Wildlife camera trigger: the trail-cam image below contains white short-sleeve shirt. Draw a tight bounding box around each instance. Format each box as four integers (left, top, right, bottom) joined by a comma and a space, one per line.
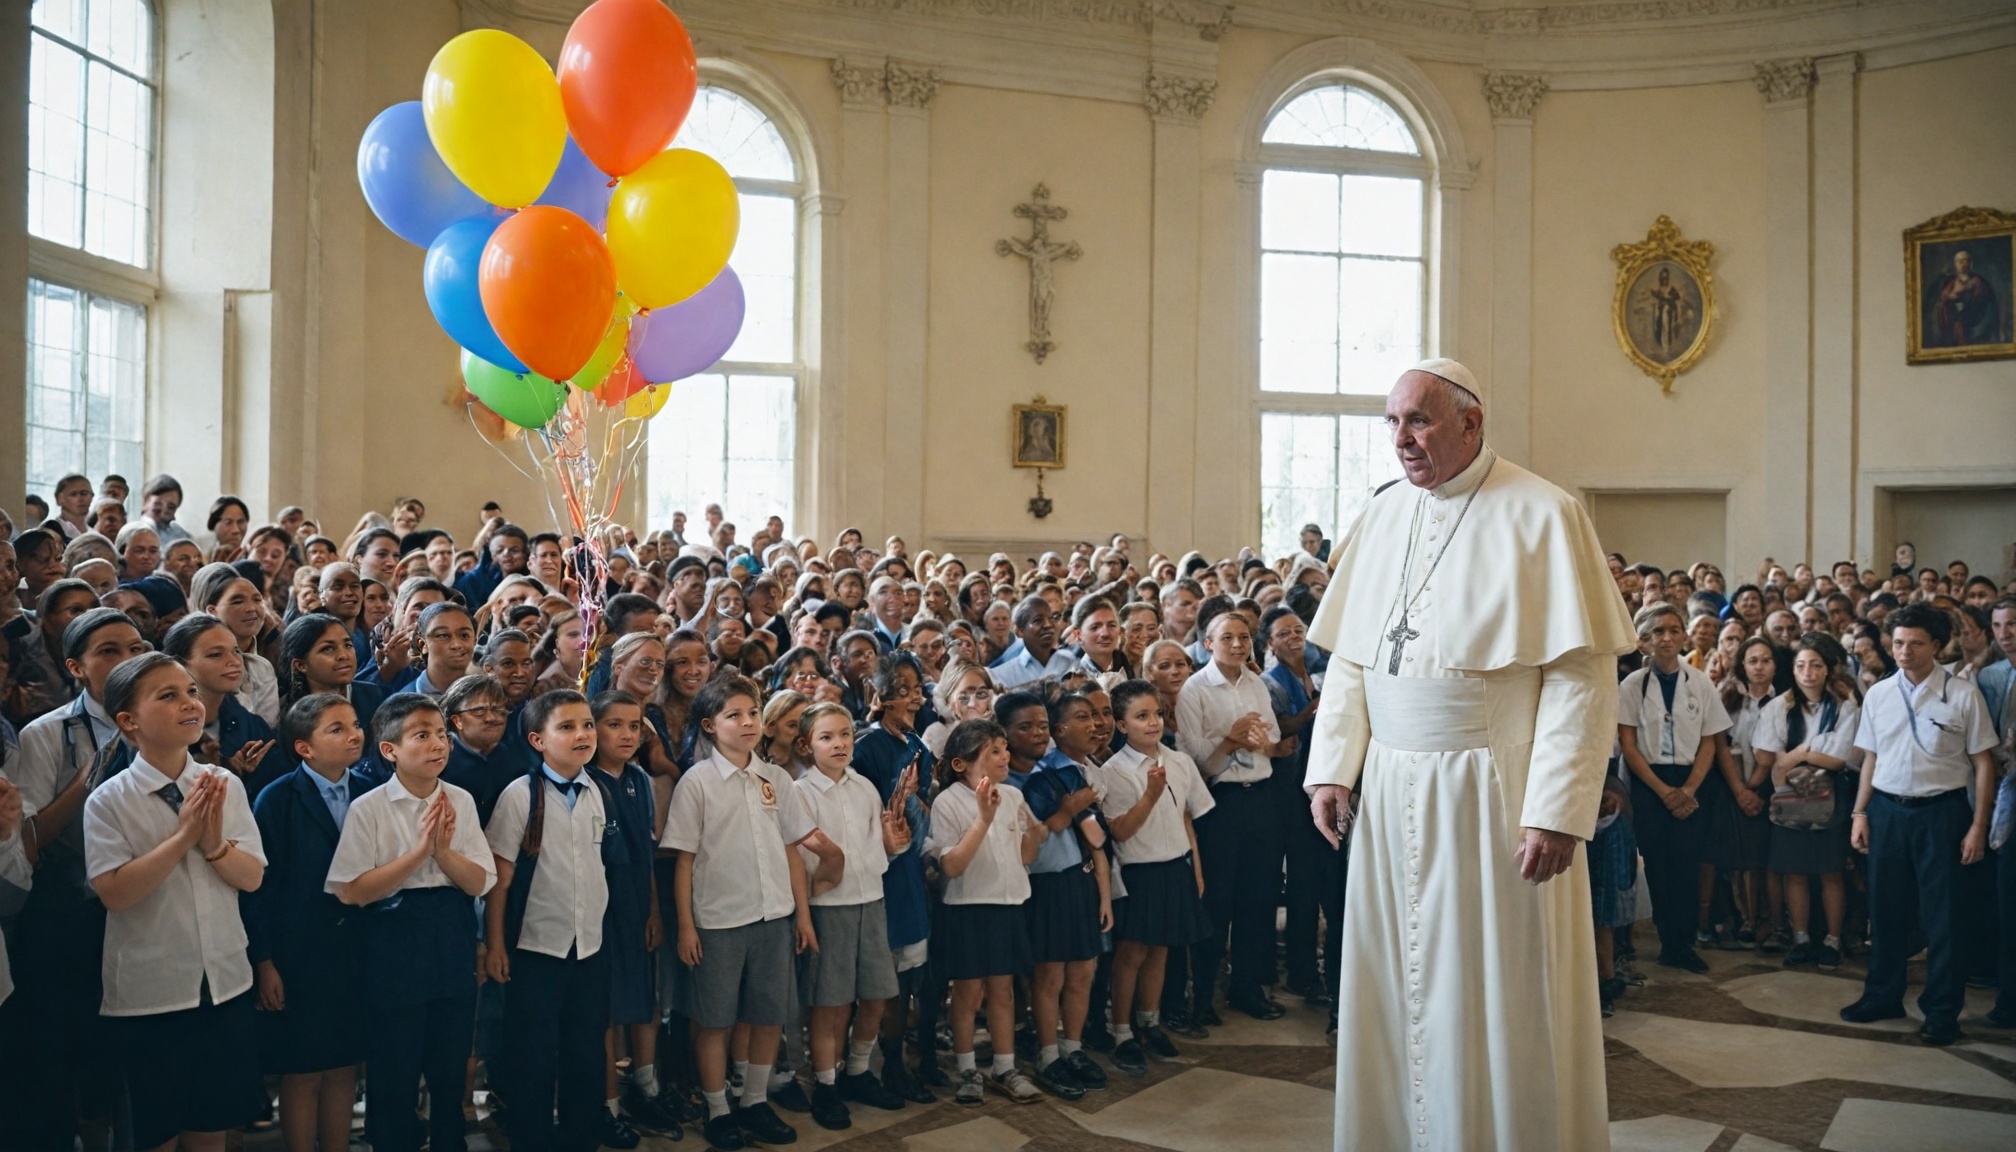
0, 827, 29, 1006
325, 775, 496, 896
1175, 661, 1281, 783
659, 751, 817, 930
1854, 668, 1998, 797
486, 769, 609, 959
1751, 692, 1863, 771
83, 755, 268, 1016
1092, 743, 1215, 866
12, 694, 118, 819
923, 779, 1033, 906
1617, 663, 1731, 765
794, 767, 888, 907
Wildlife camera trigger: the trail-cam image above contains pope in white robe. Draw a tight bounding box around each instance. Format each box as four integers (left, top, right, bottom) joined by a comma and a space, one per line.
1306, 360, 1634, 1152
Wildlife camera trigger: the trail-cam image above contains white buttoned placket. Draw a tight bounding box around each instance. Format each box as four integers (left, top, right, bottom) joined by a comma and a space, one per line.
557, 784, 593, 949
743, 768, 785, 918
1403, 746, 1428, 1147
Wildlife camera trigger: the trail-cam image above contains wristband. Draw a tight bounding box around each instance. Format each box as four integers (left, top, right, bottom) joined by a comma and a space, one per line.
1850, 811, 1868, 819
204, 839, 237, 863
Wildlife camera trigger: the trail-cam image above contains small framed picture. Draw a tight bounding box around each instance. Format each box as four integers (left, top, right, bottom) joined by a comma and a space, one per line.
1610, 216, 1716, 393
1904, 206, 2015, 365
1011, 401, 1066, 469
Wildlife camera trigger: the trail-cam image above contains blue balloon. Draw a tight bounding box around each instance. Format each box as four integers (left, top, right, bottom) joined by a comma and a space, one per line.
424, 216, 528, 374
357, 101, 494, 248
535, 137, 615, 233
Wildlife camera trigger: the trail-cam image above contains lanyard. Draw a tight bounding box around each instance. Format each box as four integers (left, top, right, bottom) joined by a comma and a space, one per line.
1895, 669, 1952, 757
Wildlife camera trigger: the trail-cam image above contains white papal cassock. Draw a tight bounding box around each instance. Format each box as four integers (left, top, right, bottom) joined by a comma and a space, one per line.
1306, 442, 1634, 1152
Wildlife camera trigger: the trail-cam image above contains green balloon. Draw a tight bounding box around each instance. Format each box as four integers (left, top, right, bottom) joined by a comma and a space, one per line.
460, 348, 565, 428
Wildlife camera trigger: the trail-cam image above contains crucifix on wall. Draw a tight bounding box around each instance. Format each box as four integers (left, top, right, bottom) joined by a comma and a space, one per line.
996, 184, 1081, 364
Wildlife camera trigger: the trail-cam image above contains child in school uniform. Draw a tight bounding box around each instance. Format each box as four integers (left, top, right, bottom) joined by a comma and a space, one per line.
851, 654, 940, 1102
1001, 691, 1112, 1100
586, 691, 678, 1137
249, 693, 373, 1152
1095, 679, 1213, 1076
82, 652, 269, 1152
792, 701, 912, 1130
484, 688, 619, 1152
326, 693, 497, 1152
923, 717, 1047, 1107
160, 614, 287, 797
660, 675, 841, 1151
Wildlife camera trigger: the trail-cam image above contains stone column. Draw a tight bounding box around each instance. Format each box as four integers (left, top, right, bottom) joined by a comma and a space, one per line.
0, 3, 27, 507
883, 63, 940, 546
830, 59, 890, 535
1144, 71, 1214, 553
1755, 57, 1816, 565
1810, 53, 1859, 567
1483, 72, 1547, 468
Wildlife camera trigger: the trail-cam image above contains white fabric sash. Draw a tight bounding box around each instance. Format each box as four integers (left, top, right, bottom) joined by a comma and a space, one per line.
1365, 674, 1491, 752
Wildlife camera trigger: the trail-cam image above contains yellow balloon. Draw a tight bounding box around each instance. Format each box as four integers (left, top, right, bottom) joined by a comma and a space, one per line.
571, 303, 632, 390
423, 30, 566, 208
624, 383, 671, 419
606, 149, 739, 309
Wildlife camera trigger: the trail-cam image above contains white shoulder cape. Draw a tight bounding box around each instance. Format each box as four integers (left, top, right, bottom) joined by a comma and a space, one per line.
1308, 452, 1634, 672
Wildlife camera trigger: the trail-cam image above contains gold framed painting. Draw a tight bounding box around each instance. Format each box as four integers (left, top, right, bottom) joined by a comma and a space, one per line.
1904, 206, 2016, 365
1611, 216, 1716, 393
1011, 400, 1066, 469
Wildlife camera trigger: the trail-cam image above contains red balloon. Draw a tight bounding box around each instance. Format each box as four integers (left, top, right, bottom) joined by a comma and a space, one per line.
479, 206, 617, 382
595, 356, 647, 406
558, 0, 698, 178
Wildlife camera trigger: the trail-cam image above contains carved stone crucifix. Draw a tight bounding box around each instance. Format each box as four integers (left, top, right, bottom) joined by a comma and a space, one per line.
995, 184, 1081, 364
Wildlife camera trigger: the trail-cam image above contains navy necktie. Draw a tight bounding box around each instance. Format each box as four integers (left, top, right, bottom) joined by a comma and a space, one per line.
158, 782, 184, 813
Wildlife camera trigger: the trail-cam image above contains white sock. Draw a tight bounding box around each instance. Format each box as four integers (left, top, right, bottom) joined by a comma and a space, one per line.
845, 1040, 875, 1076
703, 1089, 730, 1119
955, 1051, 977, 1073
606, 1097, 621, 1118
814, 1066, 837, 1086
1824, 934, 1841, 949
768, 1065, 793, 1090
633, 1064, 659, 1095
1113, 1024, 1134, 1042
742, 1065, 772, 1106
1040, 1044, 1060, 1067
1058, 1038, 1083, 1056
991, 1053, 1016, 1077
732, 1060, 749, 1089
1794, 930, 1811, 945
1137, 1010, 1160, 1028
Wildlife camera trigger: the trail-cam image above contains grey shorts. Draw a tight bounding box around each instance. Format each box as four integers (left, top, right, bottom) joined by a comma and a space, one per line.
801, 899, 901, 1008
690, 916, 795, 1029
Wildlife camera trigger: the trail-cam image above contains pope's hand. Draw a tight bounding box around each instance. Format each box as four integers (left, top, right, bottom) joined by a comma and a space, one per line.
1310, 784, 1354, 849
1515, 828, 1578, 885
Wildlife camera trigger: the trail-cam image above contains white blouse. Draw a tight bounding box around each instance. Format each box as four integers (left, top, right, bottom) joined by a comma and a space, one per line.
923, 780, 1033, 906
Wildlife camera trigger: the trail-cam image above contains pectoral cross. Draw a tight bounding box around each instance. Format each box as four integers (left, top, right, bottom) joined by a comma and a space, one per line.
1385, 614, 1418, 675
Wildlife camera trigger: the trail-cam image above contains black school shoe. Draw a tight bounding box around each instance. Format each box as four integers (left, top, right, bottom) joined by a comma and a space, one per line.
768, 1081, 811, 1115
1229, 993, 1285, 1020
808, 1083, 851, 1131
1034, 1058, 1086, 1101
1656, 950, 1710, 975
1160, 1007, 1209, 1040
1062, 1050, 1107, 1091
836, 1070, 903, 1111
1081, 1020, 1118, 1052
1139, 1024, 1179, 1060
736, 1101, 798, 1145
1190, 1002, 1224, 1028
880, 1055, 935, 1105
702, 1113, 747, 1151
598, 1107, 643, 1149
1920, 1019, 1962, 1046
1111, 1037, 1148, 1075
1839, 998, 1908, 1024
620, 1083, 675, 1132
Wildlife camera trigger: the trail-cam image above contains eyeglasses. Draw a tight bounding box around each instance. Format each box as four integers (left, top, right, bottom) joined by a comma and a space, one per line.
953, 688, 994, 704
627, 658, 667, 672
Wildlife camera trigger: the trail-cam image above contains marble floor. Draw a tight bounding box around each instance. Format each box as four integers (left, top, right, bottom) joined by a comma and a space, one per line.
274, 924, 2016, 1151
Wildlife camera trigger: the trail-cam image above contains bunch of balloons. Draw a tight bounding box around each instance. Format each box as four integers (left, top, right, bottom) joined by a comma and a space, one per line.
357, 0, 748, 433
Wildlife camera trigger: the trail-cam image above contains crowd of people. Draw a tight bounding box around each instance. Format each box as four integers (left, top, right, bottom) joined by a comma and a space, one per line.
0, 468, 2012, 1152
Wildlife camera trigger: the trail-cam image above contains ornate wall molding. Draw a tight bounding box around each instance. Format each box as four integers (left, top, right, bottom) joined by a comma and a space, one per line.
1482, 71, 1549, 120
1144, 72, 1219, 121
885, 61, 945, 108
1753, 56, 1817, 102
830, 58, 887, 105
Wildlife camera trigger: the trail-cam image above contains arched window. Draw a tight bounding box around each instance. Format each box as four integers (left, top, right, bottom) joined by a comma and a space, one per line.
647, 84, 805, 539
1257, 81, 1428, 558
25, 0, 156, 497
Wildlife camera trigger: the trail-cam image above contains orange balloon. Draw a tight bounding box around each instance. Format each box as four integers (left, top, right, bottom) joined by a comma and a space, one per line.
479, 205, 616, 381
595, 357, 647, 406
558, 0, 698, 178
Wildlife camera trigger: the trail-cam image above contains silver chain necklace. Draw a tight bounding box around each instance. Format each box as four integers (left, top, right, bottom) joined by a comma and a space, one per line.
1379, 455, 1495, 675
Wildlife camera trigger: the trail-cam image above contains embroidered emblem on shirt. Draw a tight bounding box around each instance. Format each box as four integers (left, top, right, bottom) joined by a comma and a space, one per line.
759, 778, 777, 806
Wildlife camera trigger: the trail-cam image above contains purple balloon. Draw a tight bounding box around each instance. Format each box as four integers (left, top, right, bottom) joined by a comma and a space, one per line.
534, 137, 614, 233
629, 268, 747, 384
356, 101, 494, 248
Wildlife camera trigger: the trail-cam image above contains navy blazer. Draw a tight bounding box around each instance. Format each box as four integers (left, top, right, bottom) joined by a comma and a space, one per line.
247, 765, 370, 975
